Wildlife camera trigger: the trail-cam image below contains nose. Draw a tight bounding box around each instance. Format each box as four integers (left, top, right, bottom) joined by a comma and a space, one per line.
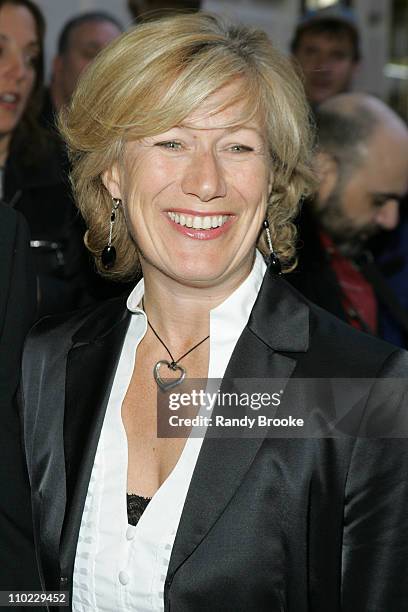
375, 199, 399, 230
181, 150, 227, 202
4, 50, 29, 82
309, 51, 330, 72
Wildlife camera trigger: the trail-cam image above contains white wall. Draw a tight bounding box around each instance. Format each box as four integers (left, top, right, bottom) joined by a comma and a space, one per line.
356, 0, 391, 99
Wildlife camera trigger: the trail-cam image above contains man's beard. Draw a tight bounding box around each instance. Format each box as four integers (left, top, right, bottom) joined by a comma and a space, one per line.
317, 185, 378, 259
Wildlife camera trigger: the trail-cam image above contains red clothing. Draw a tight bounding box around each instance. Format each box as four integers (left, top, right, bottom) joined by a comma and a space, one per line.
319, 232, 377, 334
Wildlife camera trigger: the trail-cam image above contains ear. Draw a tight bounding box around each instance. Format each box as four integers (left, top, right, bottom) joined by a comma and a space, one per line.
102, 163, 122, 200
267, 170, 274, 197
51, 55, 62, 82
314, 151, 338, 208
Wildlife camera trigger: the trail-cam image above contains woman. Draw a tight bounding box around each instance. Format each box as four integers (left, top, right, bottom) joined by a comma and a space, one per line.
0, 0, 90, 317
21, 13, 408, 611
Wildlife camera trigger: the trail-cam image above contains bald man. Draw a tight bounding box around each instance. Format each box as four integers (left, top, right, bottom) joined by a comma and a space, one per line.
289, 93, 408, 342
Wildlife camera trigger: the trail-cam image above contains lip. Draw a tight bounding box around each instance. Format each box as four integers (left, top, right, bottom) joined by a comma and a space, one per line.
165, 208, 232, 217
0, 92, 21, 111
163, 211, 236, 241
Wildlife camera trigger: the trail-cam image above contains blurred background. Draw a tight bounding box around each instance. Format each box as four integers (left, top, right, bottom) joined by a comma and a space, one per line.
35, 0, 407, 121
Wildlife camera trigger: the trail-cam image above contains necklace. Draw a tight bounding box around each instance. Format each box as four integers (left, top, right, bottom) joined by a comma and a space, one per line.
142, 298, 209, 392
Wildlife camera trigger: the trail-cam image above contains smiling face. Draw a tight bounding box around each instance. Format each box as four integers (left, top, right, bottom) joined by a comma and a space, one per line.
0, 2, 39, 161
104, 83, 272, 291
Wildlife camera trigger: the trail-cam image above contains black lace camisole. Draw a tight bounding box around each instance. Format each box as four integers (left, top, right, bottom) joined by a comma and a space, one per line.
127, 493, 152, 526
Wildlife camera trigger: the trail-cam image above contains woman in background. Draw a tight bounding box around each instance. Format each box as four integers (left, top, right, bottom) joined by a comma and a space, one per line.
22, 13, 408, 611
0, 0, 89, 317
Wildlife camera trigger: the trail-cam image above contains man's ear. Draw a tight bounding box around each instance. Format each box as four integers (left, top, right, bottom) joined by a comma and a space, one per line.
102, 164, 122, 200
314, 151, 338, 208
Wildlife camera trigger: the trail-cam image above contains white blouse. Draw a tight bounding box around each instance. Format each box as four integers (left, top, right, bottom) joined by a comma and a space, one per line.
72, 251, 266, 612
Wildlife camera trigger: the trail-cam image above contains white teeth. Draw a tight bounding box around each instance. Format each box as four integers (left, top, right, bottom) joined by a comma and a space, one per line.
167, 212, 230, 229
1, 93, 17, 103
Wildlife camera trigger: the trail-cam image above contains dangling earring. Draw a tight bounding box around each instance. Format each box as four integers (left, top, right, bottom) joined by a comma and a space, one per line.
263, 219, 282, 275
101, 198, 121, 270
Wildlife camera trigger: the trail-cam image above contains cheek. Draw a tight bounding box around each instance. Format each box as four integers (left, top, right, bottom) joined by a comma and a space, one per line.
21, 70, 36, 100
342, 190, 373, 225
232, 164, 269, 202
336, 62, 353, 79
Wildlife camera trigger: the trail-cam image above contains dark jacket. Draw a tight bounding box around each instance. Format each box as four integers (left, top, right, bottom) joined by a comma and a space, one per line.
3, 134, 92, 319
21, 267, 408, 611
0, 206, 42, 605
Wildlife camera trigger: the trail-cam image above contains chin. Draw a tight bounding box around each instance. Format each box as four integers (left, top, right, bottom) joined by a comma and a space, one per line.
167, 260, 233, 287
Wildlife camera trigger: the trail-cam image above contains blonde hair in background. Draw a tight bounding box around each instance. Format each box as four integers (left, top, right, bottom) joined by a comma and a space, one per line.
59, 12, 316, 280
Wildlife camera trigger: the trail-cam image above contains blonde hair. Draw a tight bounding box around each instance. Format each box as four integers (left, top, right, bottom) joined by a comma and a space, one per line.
60, 12, 315, 280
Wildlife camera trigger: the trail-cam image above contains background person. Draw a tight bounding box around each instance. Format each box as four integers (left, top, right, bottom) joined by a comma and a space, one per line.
289, 93, 408, 343
0, 0, 92, 318
0, 205, 41, 608
21, 13, 408, 611
40, 11, 122, 131
290, 5, 360, 108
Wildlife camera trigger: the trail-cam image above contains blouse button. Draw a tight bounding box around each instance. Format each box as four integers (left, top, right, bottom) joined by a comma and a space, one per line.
119, 570, 130, 585
126, 526, 135, 541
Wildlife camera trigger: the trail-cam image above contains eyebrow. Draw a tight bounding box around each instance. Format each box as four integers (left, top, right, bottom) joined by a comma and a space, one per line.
176, 123, 263, 136
371, 192, 408, 205
0, 33, 39, 48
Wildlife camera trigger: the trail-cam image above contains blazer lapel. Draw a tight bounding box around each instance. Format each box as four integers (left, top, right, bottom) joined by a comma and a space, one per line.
166, 269, 310, 587
59, 300, 131, 576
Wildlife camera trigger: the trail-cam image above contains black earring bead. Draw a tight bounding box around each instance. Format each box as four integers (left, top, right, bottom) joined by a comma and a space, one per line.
101, 245, 116, 270
268, 252, 282, 275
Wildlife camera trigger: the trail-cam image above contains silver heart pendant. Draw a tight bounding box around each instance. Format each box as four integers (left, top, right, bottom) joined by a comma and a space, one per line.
153, 360, 186, 392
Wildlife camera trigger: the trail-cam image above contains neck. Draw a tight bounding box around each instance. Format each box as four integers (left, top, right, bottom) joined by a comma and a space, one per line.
141, 253, 255, 348
50, 80, 66, 112
0, 132, 11, 167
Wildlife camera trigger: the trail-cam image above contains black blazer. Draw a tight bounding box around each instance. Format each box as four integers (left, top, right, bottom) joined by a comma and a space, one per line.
21, 267, 408, 611
0, 206, 42, 603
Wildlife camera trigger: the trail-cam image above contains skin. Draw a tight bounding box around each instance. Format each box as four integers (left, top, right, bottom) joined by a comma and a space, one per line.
104, 81, 272, 348
293, 32, 358, 106
51, 19, 121, 110
315, 95, 408, 255
104, 81, 273, 495
0, 3, 38, 165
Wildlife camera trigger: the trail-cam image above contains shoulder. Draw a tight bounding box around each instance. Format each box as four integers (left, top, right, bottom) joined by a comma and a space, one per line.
0, 203, 23, 238
24, 295, 128, 359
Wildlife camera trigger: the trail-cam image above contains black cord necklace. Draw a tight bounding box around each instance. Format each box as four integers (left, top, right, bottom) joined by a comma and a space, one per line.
142, 298, 209, 392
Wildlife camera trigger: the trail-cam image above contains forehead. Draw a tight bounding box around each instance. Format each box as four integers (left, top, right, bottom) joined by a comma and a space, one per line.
357, 127, 408, 188
69, 20, 120, 49
0, 3, 37, 41
181, 82, 263, 133
298, 31, 354, 53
